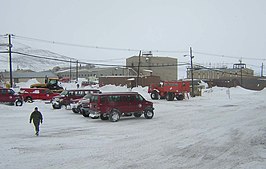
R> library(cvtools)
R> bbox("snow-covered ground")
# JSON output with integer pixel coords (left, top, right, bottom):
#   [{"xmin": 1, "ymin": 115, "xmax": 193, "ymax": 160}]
[{"xmin": 0, "ymin": 81, "xmax": 266, "ymax": 169}]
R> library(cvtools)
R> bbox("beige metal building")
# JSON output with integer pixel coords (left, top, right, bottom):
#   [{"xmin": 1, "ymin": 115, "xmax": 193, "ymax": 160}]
[
  {"xmin": 126, "ymin": 55, "xmax": 178, "ymax": 81},
  {"xmin": 55, "ymin": 67, "xmax": 137, "ymax": 80},
  {"xmin": 187, "ymin": 63, "xmax": 254, "ymax": 80}
]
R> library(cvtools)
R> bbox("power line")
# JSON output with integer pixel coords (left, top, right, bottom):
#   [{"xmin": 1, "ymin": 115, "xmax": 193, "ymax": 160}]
[
  {"xmin": 11, "ymin": 51, "xmax": 189, "ymax": 68},
  {"xmin": 14, "ymin": 35, "xmax": 187, "ymax": 53},
  {"xmin": 194, "ymin": 51, "xmax": 266, "ymax": 61},
  {"xmin": 13, "ymin": 35, "xmax": 266, "ymax": 63}
]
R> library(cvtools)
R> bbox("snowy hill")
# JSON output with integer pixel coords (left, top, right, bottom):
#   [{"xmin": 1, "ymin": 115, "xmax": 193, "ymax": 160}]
[{"xmin": 0, "ymin": 46, "xmax": 76, "ymax": 71}]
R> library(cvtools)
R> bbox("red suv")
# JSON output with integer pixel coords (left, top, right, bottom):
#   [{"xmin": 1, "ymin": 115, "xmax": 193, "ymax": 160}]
[
  {"xmin": 19, "ymin": 88, "xmax": 60, "ymax": 102},
  {"xmin": 51, "ymin": 89, "xmax": 100, "ymax": 109},
  {"xmin": 0, "ymin": 88, "xmax": 23, "ymax": 106},
  {"xmin": 87, "ymin": 92, "xmax": 154, "ymax": 122}
]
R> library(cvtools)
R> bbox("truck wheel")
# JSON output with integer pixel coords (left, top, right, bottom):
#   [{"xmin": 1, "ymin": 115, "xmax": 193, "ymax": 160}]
[
  {"xmin": 151, "ymin": 91, "xmax": 159, "ymax": 100},
  {"xmin": 72, "ymin": 108, "xmax": 79, "ymax": 113},
  {"xmin": 109, "ymin": 109, "xmax": 121, "ymax": 122},
  {"xmin": 25, "ymin": 97, "xmax": 33, "ymax": 103},
  {"xmin": 176, "ymin": 94, "xmax": 184, "ymax": 100},
  {"xmin": 91, "ymin": 116, "xmax": 99, "ymax": 119},
  {"xmin": 15, "ymin": 100, "xmax": 23, "ymax": 106},
  {"xmin": 166, "ymin": 92, "xmax": 174, "ymax": 101},
  {"xmin": 52, "ymin": 103, "xmax": 61, "ymax": 109},
  {"xmin": 133, "ymin": 112, "xmax": 142, "ymax": 118},
  {"xmin": 144, "ymin": 109, "xmax": 154, "ymax": 119},
  {"xmin": 82, "ymin": 110, "xmax": 90, "ymax": 117},
  {"xmin": 124, "ymin": 113, "xmax": 132, "ymax": 116},
  {"xmin": 100, "ymin": 114, "xmax": 108, "ymax": 120}
]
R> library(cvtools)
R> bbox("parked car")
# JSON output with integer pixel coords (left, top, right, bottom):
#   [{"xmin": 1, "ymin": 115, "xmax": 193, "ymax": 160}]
[
  {"xmin": 19, "ymin": 88, "xmax": 60, "ymax": 102},
  {"xmin": 0, "ymin": 88, "xmax": 23, "ymax": 106},
  {"xmin": 51, "ymin": 89, "xmax": 100, "ymax": 109},
  {"xmin": 86, "ymin": 92, "xmax": 154, "ymax": 122},
  {"xmin": 70, "ymin": 91, "xmax": 101, "ymax": 113}
]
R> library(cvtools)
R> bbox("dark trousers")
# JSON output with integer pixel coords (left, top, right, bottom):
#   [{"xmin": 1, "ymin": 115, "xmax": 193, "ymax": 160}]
[{"xmin": 33, "ymin": 122, "xmax": 40, "ymax": 133}]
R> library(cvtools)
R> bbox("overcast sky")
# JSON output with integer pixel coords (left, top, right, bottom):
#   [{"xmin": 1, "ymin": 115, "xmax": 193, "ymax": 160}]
[{"xmin": 1, "ymin": 0, "xmax": 266, "ymax": 77}]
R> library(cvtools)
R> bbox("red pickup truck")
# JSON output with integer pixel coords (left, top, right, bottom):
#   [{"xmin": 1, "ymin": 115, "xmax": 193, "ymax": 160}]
[
  {"xmin": 0, "ymin": 88, "xmax": 23, "ymax": 106},
  {"xmin": 19, "ymin": 88, "xmax": 60, "ymax": 102}
]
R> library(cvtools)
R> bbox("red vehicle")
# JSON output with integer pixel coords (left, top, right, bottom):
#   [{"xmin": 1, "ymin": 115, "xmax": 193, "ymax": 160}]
[
  {"xmin": 87, "ymin": 92, "xmax": 154, "ymax": 122},
  {"xmin": 148, "ymin": 81, "xmax": 190, "ymax": 101},
  {"xmin": 70, "ymin": 91, "xmax": 101, "ymax": 113},
  {"xmin": 52, "ymin": 89, "xmax": 100, "ymax": 109},
  {"xmin": 0, "ymin": 88, "xmax": 23, "ymax": 106},
  {"xmin": 19, "ymin": 88, "xmax": 60, "ymax": 102}
]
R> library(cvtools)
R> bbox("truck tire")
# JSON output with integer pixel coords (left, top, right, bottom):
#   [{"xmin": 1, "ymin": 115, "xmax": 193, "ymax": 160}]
[
  {"xmin": 52, "ymin": 103, "xmax": 61, "ymax": 109},
  {"xmin": 100, "ymin": 114, "xmax": 108, "ymax": 120},
  {"xmin": 72, "ymin": 108, "xmax": 79, "ymax": 113},
  {"xmin": 151, "ymin": 91, "xmax": 159, "ymax": 100},
  {"xmin": 176, "ymin": 94, "xmax": 184, "ymax": 100},
  {"xmin": 144, "ymin": 108, "xmax": 154, "ymax": 119},
  {"xmin": 91, "ymin": 116, "xmax": 99, "ymax": 119},
  {"xmin": 109, "ymin": 109, "xmax": 121, "ymax": 122},
  {"xmin": 166, "ymin": 92, "xmax": 174, "ymax": 101},
  {"xmin": 133, "ymin": 112, "xmax": 142, "ymax": 118},
  {"xmin": 82, "ymin": 110, "xmax": 90, "ymax": 117},
  {"xmin": 15, "ymin": 100, "xmax": 23, "ymax": 106},
  {"xmin": 25, "ymin": 97, "xmax": 33, "ymax": 103}
]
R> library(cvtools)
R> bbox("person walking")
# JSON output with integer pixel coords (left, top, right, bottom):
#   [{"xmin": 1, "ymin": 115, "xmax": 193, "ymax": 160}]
[{"xmin": 29, "ymin": 107, "xmax": 43, "ymax": 136}]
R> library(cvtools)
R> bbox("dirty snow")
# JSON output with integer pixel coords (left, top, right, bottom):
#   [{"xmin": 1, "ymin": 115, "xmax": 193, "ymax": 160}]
[{"xmin": 0, "ymin": 80, "xmax": 265, "ymax": 169}]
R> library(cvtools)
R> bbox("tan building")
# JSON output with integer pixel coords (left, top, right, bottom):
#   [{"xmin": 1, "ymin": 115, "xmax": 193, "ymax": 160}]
[
  {"xmin": 187, "ymin": 63, "xmax": 254, "ymax": 80},
  {"xmin": 126, "ymin": 55, "xmax": 178, "ymax": 81},
  {"xmin": 56, "ymin": 67, "xmax": 137, "ymax": 80}
]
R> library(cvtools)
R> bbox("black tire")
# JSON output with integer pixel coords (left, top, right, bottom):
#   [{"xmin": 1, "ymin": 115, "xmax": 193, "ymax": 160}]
[
  {"xmin": 15, "ymin": 100, "xmax": 23, "ymax": 106},
  {"xmin": 82, "ymin": 110, "xmax": 90, "ymax": 117},
  {"xmin": 52, "ymin": 103, "xmax": 61, "ymax": 109},
  {"xmin": 124, "ymin": 113, "xmax": 132, "ymax": 116},
  {"xmin": 144, "ymin": 108, "xmax": 154, "ymax": 119},
  {"xmin": 176, "ymin": 94, "xmax": 184, "ymax": 100},
  {"xmin": 100, "ymin": 114, "xmax": 108, "ymax": 120},
  {"xmin": 72, "ymin": 108, "xmax": 79, "ymax": 113},
  {"xmin": 166, "ymin": 92, "xmax": 174, "ymax": 101},
  {"xmin": 25, "ymin": 97, "xmax": 33, "ymax": 103},
  {"xmin": 109, "ymin": 109, "xmax": 121, "ymax": 122},
  {"xmin": 90, "ymin": 116, "xmax": 99, "ymax": 119},
  {"xmin": 133, "ymin": 112, "xmax": 142, "ymax": 118},
  {"xmin": 82, "ymin": 113, "xmax": 90, "ymax": 117},
  {"xmin": 150, "ymin": 91, "xmax": 159, "ymax": 100}
]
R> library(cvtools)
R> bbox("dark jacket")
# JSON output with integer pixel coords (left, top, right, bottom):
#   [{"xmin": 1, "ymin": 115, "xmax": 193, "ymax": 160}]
[{"xmin": 30, "ymin": 111, "xmax": 43, "ymax": 124}]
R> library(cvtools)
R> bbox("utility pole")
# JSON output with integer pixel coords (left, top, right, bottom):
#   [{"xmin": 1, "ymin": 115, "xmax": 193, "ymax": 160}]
[
  {"xmin": 69, "ymin": 59, "xmax": 72, "ymax": 82},
  {"xmin": 76, "ymin": 60, "xmax": 78, "ymax": 81},
  {"xmin": 261, "ymin": 63, "xmax": 264, "ymax": 77},
  {"xmin": 136, "ymin": 50, "xmax": 141, "ymax": 87},
  {"xmin": 190, "ymin": 47, "xmax": 195, "ymax": 97},
  {"xmin": 8, "ymin": 34, "xmax": 13, "ymax": 87}
]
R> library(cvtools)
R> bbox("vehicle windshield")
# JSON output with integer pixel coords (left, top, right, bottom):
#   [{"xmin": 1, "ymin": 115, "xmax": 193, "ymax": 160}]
[
  {"xmin": 8, "ymin": 89, "xmax": 15, "ymax": 95},
  {"xmin": 60, "ymin": 90, "xmax": 68, "ymax": 96},
  {"xmin": 83, "ymin": 93, "xmax": 92, "ymax": 99},
  {"xmin": 49, "ymin": 79, "xmax": 57, "ymax": 85},
  {"xmin": 90, "ymin": 95, "xmax": 98, "ymax": 103},
  {"xmin": 137, "ymin": 94, "xmax": 145, "ymax": 101}
]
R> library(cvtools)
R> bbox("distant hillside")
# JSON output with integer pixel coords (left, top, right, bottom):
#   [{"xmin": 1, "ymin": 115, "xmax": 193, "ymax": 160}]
[{"xmin": 0, "ymin": 47, "xmax": 75, "ymax": 72}]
